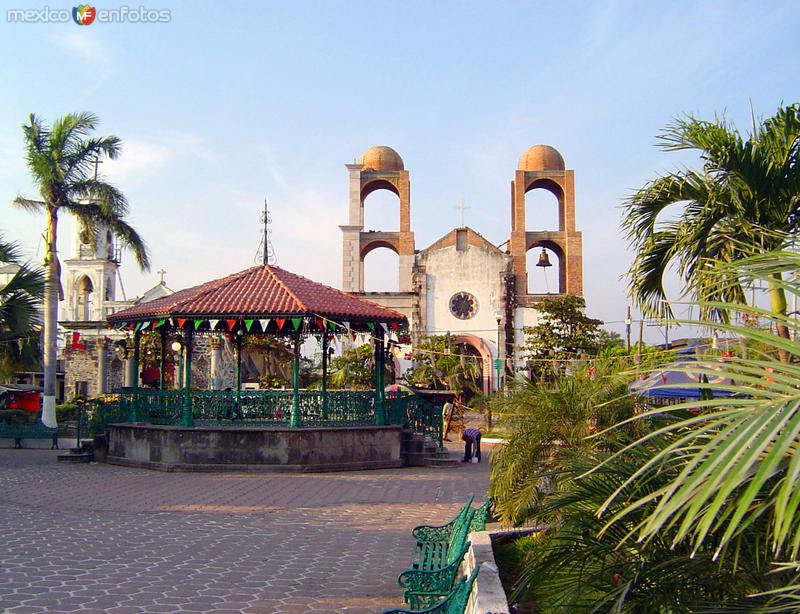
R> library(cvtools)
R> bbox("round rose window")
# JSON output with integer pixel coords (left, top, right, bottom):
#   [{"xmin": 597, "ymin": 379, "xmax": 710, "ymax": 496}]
[{"xmin": 449, "ymin": 292, "xmax": 478, "ymax": 320}]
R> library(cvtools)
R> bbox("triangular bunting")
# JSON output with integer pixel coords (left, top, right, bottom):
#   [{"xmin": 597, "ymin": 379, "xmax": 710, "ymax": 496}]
[
  {"xmin": 367, "ymin": 322, "xmax": 376, "ymax": 332},
  {"xmin": 245, "ymin": 319, "xmax": 254, "ymax": 332},
  {"xmin": 291, "ymin": 317, "xmax": 302, "ymax": 331},
  {"xmin": 194, "ymin": 319, "xmax": 203, "ymax": 330},
  {"xmin": 380, "ymin": 323, "xmax": 388, "ymax": 333},
  {"xmin": 389, "ymin": 322, "xmax": 399, "ymax": 331},
  {"xmin": 176, "ymin": 318, "xmax": 187, "ymax": 329},
  {"xmin": 316, "ymin": 317, "xmax": 324, "ymax": 330},
  {"xmin": 226, "ymin": 319, "xmax": 237, "ymax": 331},
  {"xmin": 259, "ymin": 319, "xmax": 271, "ymax": 332},
  {"xmin": 209, "ymin": 319, "xmax": 219, "ymax": 330},
  {"xmin": 141, "ymin": 321, "xmax": 150, "ymax": 330},
  {"xmin": 328, "ymin": 321, "xmax": 337, "ymax": 331},
  {"xmin": 154, "ymin": 319, "xmax": 166, "ymax": 329},
  {"xmin": 134, "ymin": 322, "xmax": 142, "ymax": 332},
  {"xmin": 276, "ymin": 318, "xmax": 286, "ymax": 331}
]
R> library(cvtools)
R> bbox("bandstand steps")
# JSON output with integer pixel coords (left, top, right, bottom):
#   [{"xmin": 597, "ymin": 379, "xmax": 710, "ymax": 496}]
[{"xmin": 57, "ymin": 440, "xmax": 94, "ymax": 464}]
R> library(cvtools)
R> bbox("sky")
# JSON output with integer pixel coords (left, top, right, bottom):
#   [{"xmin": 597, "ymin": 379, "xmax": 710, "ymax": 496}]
[{"xmin": 1, "ymin": 0, "xmax": 799, "ymax": 345}]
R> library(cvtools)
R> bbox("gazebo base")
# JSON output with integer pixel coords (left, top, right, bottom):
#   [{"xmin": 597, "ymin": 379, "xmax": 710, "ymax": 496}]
[{"xmin": 106, "ymin": 423, "xmax": 404, "ymax": 473}]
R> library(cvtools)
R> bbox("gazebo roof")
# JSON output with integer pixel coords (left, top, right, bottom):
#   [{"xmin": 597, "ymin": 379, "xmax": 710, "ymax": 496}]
[{"xmin": 107, "ymin": 265, "xmax": 406, "ymax": 324}]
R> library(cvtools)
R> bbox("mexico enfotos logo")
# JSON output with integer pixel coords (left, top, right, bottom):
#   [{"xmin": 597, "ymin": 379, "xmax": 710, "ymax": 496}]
[{"xmin": 7, "ymin": 5, "xmax": 171, "ymax": 24}]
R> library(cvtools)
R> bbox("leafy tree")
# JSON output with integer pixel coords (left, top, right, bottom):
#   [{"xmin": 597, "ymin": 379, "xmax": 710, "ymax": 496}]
[
  {"xmin": 0, "ymin": 234, "xmax": 43, "ymax": 381},
  {"xmin": 622, "ymin": 104, "xmax": 800, "ymax": 346},
  {"xmin": 14, "ymin": 113, "xmax": 150, "ymax": 426},
  {"xmin": 522, "ymin": 294, "xmax": 603, "ymax": 380},
  {"xmin": 404, "ymin": 335, "xmax": 480, "ymax": 398},
  {"xmin": 328, "ymin": 343, "xmax": 391, "ymax": 390},
  {"xmin": 488, "ymin": 359, "xmax": 635, "ymax": 526}
]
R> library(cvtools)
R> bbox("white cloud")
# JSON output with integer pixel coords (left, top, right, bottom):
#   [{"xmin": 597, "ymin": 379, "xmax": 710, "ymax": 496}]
[
  {"xmin": 104, "ymin": 131, "xmax": 221, "ymax": 190},
  {"xmin": 56, "ymin": 31, "xmax": 111, "ymax": 66}
]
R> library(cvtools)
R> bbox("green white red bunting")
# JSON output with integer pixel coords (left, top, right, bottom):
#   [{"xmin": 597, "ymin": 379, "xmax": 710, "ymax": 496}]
[{"xmin": 259, "ymin": 319, "xmax": 270, "ymax": 331}]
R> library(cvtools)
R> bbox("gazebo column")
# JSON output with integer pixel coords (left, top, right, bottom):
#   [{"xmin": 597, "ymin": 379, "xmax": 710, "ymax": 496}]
[
  {"xmin": 235, "ymin": 331, "xmax": 243, "ymax": 392},
  {"xmin": 159, "ymin": 327, "xmax": 167, "ymax": 391},
  {"xmin": 321, "ymin": 331, "xmax": 329, "ymax": 420},
  {"xmin": 181, "ymin": 329, "xmax": 194, "ymax": 427},
  {"xmin": 130, "ymin": 329, "xmax": 141, "ymax": 422},
  {"xmin": 374, "ymin": 325, "xmax": 385, "ymax": 426},
  {"xmin": 291, "ymin": 329, "xmax": 302, "ymax": 428}
]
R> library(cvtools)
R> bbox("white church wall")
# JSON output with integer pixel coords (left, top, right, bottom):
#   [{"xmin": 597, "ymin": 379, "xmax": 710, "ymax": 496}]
[
  {"xmin": 513, "ymin": 305, "xmax": 544, "ymax": 371},
  {"xmin": 422, "ymin": 244, "xmax": 506, "ymax": 361}
]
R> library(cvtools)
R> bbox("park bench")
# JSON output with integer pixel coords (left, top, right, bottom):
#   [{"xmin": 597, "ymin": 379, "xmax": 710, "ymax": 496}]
[
  {"xmin": 469, "ymin": 498, "xmax": 491, "ymax": 533},
  {"xmin": 411, "ymin": 495, "xmax": 474, "ymax": 543},
  {"xmin": 0, "ymin": 421, "xmax": 58, "ymax": 449},
  {"xmin": 383, "ymin": 566, "xmax": 479, "ymax": 614},
  {"xmin": 411, "ymin": 508, "xmax": 475, "ymax": 572},
  {"xmin": 399, "ymin": 542, "xmax": 470, "ymax": 609}
]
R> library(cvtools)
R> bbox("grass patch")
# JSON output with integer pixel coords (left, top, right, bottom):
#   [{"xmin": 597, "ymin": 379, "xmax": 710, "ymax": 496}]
[{"xmin": 491, "ymin": 532, "xmax": 544, "ymax": 613}]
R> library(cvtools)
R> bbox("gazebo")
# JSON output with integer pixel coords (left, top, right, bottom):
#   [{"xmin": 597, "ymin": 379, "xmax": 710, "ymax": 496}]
[{"xmin": 101, "ymin": 265, "xmax": 434, "ymax": 471}]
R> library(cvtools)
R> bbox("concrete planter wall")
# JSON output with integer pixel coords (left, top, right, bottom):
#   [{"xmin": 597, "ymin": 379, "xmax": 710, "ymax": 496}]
[
  {"xmin": 465, "ymin": 531, "xmax": 511, "ymax": 614},
  {"xmin": 106, "ymin": 423, "xmax": 403, "ymax": 472}
]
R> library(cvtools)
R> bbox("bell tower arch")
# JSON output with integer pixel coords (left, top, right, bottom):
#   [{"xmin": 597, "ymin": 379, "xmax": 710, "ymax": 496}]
[
  {"xmin": 509, "ymin": 145, "xmax": 583, "ymax": 299},
  {"xmin": 340, "ymin": 145, "xmax": 415, "ymax": 292}
]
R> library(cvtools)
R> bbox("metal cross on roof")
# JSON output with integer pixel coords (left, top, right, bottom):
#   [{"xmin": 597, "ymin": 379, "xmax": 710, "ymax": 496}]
[{"xmin": 455, "ymin": 199, "xmax": 471, "ymax": 228}]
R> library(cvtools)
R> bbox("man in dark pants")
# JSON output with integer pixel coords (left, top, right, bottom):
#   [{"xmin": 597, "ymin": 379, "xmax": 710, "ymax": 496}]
[{"xmin": 461, "ymin": 427, "xmax": 481, "ymax": 462}]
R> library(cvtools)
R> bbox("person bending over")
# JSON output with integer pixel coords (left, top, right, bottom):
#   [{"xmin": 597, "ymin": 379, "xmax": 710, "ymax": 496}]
[{"xmin": 461, "ymin": 427, "xmax": 481, "ymax": 463}]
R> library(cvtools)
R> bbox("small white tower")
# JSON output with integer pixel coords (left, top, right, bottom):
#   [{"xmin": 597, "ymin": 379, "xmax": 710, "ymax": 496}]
[{"xmin": 63, "ymin": 225, "xmax": 121, "ymax": 322}]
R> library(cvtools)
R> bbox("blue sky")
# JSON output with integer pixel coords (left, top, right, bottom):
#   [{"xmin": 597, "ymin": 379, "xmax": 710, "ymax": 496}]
[{"xmin": 1, "ymin": 0, "xmax": 799, "ymax": 343}]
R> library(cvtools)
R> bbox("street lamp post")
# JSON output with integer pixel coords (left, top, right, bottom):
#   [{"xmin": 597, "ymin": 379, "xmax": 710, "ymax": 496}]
[{"xmin": 493, "ymin": 308, "xmax": 503, "ymax": 431}]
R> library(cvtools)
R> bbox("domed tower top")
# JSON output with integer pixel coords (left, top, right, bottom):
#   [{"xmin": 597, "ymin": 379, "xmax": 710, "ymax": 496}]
[
  {"xmin": 518, "ymin": 145, "xmax": 565, "ymax": 172},
  {"xmin": 358, "ymin": 145, "xmax": 404, "ymax": 172}
]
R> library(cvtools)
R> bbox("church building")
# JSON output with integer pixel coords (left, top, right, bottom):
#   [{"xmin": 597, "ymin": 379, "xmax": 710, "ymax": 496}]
[{"xmin": 340, "ymin": 145, "xmax": 583, "ymax": 393}]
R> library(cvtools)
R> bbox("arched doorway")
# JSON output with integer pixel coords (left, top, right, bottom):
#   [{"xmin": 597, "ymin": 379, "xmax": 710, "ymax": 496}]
[{"xmin": 453, "ymin": 333, "xmax": 494, "ymax": 395}]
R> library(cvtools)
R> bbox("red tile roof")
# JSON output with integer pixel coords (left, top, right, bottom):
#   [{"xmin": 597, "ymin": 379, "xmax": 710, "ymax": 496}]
[{"xmin": 107, "ymin": 266, "xmax": 407, "ymax": 324}]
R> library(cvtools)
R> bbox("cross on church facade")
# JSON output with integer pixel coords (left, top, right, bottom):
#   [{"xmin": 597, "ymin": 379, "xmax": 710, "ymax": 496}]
[
  {"xmin": 157, "ymin": 269, "xmax": 167, "ymax": 285},
  {"xmin": 455, "ymin": 200, "xmax": 471, "ymax": 227}
]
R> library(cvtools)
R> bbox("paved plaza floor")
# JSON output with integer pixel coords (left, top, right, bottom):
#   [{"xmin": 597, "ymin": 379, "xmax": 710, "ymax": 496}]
[{"xmin": 0, "ymin": 442, "xmax": 489, "ymax": 614}]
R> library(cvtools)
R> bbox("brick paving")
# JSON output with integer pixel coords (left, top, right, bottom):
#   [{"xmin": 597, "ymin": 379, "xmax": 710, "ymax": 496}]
[{"xmin": 0, "ymin": 443, "xmax": 489, "ymax": 613}]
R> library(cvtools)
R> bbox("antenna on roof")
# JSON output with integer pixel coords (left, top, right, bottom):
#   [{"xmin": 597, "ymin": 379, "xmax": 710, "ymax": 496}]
[{"xmin": 255, "ymin": 198, "xmax": 277, "ymax": 266}]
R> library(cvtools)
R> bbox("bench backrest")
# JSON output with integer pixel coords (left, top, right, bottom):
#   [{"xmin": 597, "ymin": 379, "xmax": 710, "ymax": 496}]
[
  {"xmin": 469, "ymin": 498, "xmax": 491, "ymax": 532},
  {"xmin": 443, "ymin": 566, "xmax": 480, "ymax": 614},
  {"xmin": 447, "ymin": 508, "xmax": 475, "ymax": 562}
]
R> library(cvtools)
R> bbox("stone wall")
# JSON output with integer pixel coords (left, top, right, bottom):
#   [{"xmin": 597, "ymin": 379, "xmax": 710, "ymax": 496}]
[{"xmin": 106, "ymin": 423, "xmax": 403, "ymax": 472}]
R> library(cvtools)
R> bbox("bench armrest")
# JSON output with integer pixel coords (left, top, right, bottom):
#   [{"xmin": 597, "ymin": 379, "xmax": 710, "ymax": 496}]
[{"xmin": 411, "ymin": 518, "xmax": 457, "ymax": 542}]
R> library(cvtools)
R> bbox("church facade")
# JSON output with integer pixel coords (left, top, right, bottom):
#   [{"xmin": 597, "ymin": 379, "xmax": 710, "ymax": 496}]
[{"xmin": 340, "ymin": 145, "xmax": 583, "ymax": 393}]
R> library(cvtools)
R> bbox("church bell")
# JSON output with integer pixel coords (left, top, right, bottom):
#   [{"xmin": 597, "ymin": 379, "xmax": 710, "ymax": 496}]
[{"xmin": 536, "ymin": 248, "xmax": 552, "ymax": 268}]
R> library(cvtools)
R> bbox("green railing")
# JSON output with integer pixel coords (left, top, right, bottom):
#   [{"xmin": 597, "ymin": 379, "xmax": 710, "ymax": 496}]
[{"xmin": 87, "ymin": 387, "xmax": 443, "ymax": 449}]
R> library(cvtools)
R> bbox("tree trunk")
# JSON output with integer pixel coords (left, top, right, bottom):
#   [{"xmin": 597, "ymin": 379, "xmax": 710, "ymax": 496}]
[
  {"xmin": 41, "ymin": 207, "xmax": 59, "ymax": 427},
  {"xmin": 770, "ymin": 274, "xmax": 791, "ymax": 363}
]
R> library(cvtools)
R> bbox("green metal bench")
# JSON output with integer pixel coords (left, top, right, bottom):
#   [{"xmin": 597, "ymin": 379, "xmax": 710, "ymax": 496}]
[
  {"xmin": 399, "ymin": 542, "xmax": 471, "ymax": 609},
  {"xmin": 0, "ymin": 421, "xmax": 59, "ymax": 449},
  {"xmin": 411, "ymin": 496, "xmax": 474, "ymax": 543},
  {"xmin": 383, "ymin": 566, "xmax": 479, "ymax": 614},
  {"xmin": 411, "ymin": 508, "xmax": 474, "ymax": 572},
  {"xmin": 469, "ymin": 498, "xmax": 491, "ymax": 533}
]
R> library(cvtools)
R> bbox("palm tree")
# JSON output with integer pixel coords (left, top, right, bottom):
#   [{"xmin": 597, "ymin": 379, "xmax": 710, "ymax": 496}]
[
  {"xmin": 593, "ymin": 249, "xmax": 800, "ymax": 607},
  {"xmin": 14, "ymin": 113, "xmax": 150, "ymax": 426},
  {"xmin": 622, "ymin": 104, "xmax": 800, "ymax": 340},
  {"xmin": 0, "ymin": 234, "xmax": 43, "ymax": 381}
]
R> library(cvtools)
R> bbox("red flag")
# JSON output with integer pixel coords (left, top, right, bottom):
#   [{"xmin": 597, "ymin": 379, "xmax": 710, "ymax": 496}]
[
  {"xmin": 276, "ymin": 318, "xmax": 286, "ymax": 331},
  {"xmin": 226, "ymin": 319, "xmax": 237, "ymax": 331},
  {"xmin": 389, "ymin": 322, "xmax": 399, "ymax": 331},
  {"xmin": 71, "ymin": 332, "xmax": 86, "ymax": 350},
  {"xmin": 176, "ymin": 318, "xmax": 187, "ymax": 329},
  {"xmin": 316, "ymin": 317, "xmax": 324, "ymax": 330}
]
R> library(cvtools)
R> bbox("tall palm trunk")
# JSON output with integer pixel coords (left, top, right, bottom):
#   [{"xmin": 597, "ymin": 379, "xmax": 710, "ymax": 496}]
[
  {"xmin": 770, "ymin": 273, "xmax": 791, "ymax": 363},
  {"xmin": 41, "ymin": 207, "xmax": 59, "ymax": 427}
]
